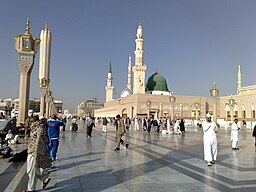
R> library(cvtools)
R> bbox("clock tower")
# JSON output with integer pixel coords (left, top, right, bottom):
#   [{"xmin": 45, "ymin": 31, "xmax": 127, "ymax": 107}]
[
  {"xmin": 14, "ymin": 18, "xmax": 40, "ymax": 125},
  {"xmin": 133, "ymin": 23, "xmax": 146, "ymax": 94}
]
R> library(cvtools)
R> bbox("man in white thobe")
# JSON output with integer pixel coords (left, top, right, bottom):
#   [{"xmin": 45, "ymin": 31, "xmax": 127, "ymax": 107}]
[
  {"xmin": 230, "ymin": 119, "xmax": 240, "ymax": 150},
  {"xmin": 202, "ymin": 113, "xmax": 218, "ymax": 166}
]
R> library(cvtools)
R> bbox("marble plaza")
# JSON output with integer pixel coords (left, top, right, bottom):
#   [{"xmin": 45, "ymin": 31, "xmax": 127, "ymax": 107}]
[{"xmin": 0, "ymin": 121, "xmax": 256, "ymax": 192}]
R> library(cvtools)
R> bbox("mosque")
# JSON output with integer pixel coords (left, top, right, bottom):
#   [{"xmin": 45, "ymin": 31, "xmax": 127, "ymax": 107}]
[
  {"xmin": 94, "ymin": 24, "xmax": 217, "ymax": 120},
  {"xmin": 94, "ymin": 23, "xmax": 256, "ymax": 125},
  {"xmin": 219, "ymin": 65, "xmax": 256, "ymax": 122}
]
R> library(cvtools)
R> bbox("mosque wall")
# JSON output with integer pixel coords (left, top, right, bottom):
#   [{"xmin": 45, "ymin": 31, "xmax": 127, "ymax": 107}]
[
  {"xmin": 94, "ymin": 93, "xmax": 218, "ymax": 120},
  {"xmin": 220, "ymin": 94, "xmax": 256, "ymax": 121}
]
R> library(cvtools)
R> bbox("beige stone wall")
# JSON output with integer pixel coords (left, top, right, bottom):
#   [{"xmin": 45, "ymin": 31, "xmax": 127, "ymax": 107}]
[
  {"xmin": 220, "ymin": 93, "xmax": 256, "ymax": 120},
  {"xmin": 94, "ymin": 94, "xmax": 217, "ymax": 119}
]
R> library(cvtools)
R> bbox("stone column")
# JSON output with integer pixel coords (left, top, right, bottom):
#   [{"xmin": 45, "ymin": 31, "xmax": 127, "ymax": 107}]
[
  {"xmin": 39, "ymin": 88, "xmax": 47, "ymax": 116},
  {"xmin": 17, "ymin": 57, "xmax": 34, "ymax": 125}
]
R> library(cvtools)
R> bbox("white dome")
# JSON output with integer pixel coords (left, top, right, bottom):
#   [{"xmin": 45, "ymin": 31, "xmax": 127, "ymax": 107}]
[{"xmin": 120, "ymin": 87, "xmax": 132, "ymax": 98}]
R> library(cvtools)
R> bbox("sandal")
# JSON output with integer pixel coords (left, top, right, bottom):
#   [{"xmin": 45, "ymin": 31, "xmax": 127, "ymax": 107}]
[{"xmin": 42, "ymin": 177, "xmax": 51, "ymax": 189}]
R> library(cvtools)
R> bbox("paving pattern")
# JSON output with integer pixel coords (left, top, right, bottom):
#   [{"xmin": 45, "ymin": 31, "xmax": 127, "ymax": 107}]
[{"xmin": 1, "ymin": 121, "xmax": 256, "ymax": 192}]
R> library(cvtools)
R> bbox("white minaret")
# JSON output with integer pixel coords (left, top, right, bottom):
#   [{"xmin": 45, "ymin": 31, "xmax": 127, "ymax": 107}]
[
  {"xmin": 237, "ymin": 64, "xmax": 241, "ymax": 93},
  {"xmin": 39, "ymin": 23, "xmax": 51, "ymax": 116},
  {"xmin": 105, "ymin": 61, "xmax": 114, "ymax": 102},
  {"xmin": 132, "ymin": 23, "xmax": 146, "ymax": 94},
  {"xmin": 127, "ymin": 56, "xmax": 132, "ymax": 91}
]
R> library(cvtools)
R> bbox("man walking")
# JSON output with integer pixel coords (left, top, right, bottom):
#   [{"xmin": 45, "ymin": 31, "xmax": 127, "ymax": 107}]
[
  {"xmin": 86, "ymin": 115, "xmax": 95, "ymax": 137},
  {"xmin": 125, "ymin": 117, "xmax": 131, "ymax": 132},
  {"xmin": 24, "ymin": 116, "xmax": 51, "ymax": 192},
  {"xmin": 46, "ymin": 115, "xmax": 64, "ymax": 162},
  {"xmin": 202, "ymin": 113, "xmax": 218, "ymax": 166},
  {"xmin": 24, "ymin": 115, "xmax": 32, "ymax": 140},
  {"xmin": 230, "ymin": 119, "xmax": 240, "ymax": 150},
  {"xmin": 114, "ymin": 114, "xmax": 129, "ymax": 151},
  {"xmin": 102, "ymin": 117, "xmax": 108, "ymax": 133}
]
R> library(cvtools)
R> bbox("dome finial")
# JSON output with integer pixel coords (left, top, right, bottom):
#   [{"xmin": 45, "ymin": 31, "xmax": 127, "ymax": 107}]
[{"xmin": 45, "ymin": 21, "xmax": 48, "ymax": 29}]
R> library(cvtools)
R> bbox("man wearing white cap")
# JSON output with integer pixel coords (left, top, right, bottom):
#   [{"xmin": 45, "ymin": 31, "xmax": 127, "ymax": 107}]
[
  {"xmin": 230, "ymin": 119, "xmax": 240, "ymax": 150},
  {"xmin": 202, "ymin": 113, "xmax": 218, "ymax": 166}
]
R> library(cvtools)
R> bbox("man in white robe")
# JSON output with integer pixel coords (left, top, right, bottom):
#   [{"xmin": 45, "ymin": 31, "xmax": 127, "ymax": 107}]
[
  {"xmin": 202, "ymin": 113, "xmax": 218, "ymax": 166},
  {"xmin": 230, "ymin": 119, "xmax": 240, "ymax": 150}
]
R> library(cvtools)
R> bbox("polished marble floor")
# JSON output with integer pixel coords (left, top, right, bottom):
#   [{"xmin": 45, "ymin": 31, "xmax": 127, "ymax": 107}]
[{"xmin": 1, "ymin": 121, "xmax": 256, "ymax": 192}]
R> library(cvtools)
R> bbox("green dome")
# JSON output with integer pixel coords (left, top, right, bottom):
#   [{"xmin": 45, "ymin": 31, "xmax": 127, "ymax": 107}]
[{"xmin": 146, "ymin": 72, "xmax": 169, "ymax": 92}]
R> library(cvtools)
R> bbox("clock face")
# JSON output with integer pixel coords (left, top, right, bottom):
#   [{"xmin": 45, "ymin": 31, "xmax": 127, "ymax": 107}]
[{"xmin": 22, "ymin": 38, "xmax": 30, "ymax": 49}]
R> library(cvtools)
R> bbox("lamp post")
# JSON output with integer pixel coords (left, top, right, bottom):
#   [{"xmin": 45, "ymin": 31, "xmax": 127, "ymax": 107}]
[
  {"xmin": 169, "ymin": 95, "xmax": 176, "ymax": 121},
  {"xmin": 225, "ymin": 96, "xmax": 236, "ymax": 121},
  {"xmin": 180, "ymin": 104, "xmax": 183, "ymax": 118},
  {"xmin": 210, "ymin": 82, "xmax": 219, "ymax": 123},
  {"xmin": 146, "ymin": 99, "xmax": 151, "ymax": 118},
  {"xmin": 194, "ymin": 101, "xmax": 200, "ymax": 120},
  {"xmin": 14, "ymin": 19, "xmax": 40, "ymax": 125}
]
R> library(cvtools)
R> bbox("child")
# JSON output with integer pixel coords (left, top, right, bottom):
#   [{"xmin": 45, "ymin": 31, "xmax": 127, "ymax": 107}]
[{"xmin": 5, "ymin": 130, "xmax": 20, "ymax": 145}]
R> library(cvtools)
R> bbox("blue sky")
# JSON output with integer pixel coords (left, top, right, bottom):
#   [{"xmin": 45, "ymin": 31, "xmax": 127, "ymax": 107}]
[{"xmin": 1, "ymin": 0, "xmax": 256, "ymax": 111}]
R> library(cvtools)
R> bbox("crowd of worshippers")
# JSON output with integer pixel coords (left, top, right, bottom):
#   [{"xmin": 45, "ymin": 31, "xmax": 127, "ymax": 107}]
[{"xmin": 0, "ymin": 114, "xmax": 65, "ymax": 162}]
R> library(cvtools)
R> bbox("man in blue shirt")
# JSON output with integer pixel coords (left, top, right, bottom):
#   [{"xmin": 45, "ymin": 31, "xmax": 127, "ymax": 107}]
[{"xmin": 46, "ymin": 115, "xmax": 64, "ymax": 162}]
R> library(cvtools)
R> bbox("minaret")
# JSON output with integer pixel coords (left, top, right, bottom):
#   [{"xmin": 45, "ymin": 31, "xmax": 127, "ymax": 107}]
[
  {"xmin": 127, "ymin": 56, "xmax": 132, "ymax": 91},
  {"xmin": 39, "ymin": 23, "xmax": 51, "ymax": 117},
  {"xmin": 132, "ymin": 23, "xmax": 147, "ymax": 94},
  {"xmin": 105, "ymin": 61, "xmax": 114, "ymax": 102},
  {"xmin": 237, "ymin": 64, "xmax": 241, "ymax": 93}
]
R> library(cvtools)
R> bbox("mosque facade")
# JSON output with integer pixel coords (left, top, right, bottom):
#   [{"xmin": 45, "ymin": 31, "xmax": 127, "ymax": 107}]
[
  {"xmin": 219, "ymin": 65, "xmax": 256, "ymax": 122},
  {"xmin": 94, "ymin": 24, "xmax": 217, "ymax": 120}
]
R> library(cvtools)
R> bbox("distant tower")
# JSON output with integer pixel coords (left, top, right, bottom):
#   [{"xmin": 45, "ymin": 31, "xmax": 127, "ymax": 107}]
[
  {"xmin": 127, "ymin": 56, "xmax": 132, "ymax": 91},
  {"xmin": 39, "ymin": 23, "xmax": 51, "ymax": 117},
  {"xmin": 13, "ymin": 19, "xmax": 40, "ymax": 125},
  {"xmin": 105, "ymin": 61, "xmax": 114, "ymax": 102},
  {"xmin": 237, "ymin": 64, "xmax": 241, "ymax": 93},
  {"xmin": 132, "ymin": 23, "xmax": 147, "ymax": 94}
]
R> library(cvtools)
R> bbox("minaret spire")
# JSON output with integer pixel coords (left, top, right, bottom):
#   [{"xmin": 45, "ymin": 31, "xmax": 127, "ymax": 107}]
[
  {"xmin": 108, "ymin": 60, "xmax": 112, "ymax": 73},
  {"xmin": 105, "ymin": 60, "xmax": 114, "ymax": 102},
  {"xmin": 127, "ymin": 56, "xmax": 132, "ymax": 91},
  {"xmin": 237, "ymin": 64, "xmax": 241, "ymax": 93}
]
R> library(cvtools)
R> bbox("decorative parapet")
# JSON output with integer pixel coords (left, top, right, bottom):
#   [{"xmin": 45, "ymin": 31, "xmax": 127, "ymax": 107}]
[{"xmin": 237, "ymin": 85, "xmax": 256, "ymax": 95}]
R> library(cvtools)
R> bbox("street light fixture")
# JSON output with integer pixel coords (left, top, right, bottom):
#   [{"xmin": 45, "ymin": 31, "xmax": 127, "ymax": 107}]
[
  {"xmin": 169, "ymin": 95, "xmax": 176, "ymax": 121},
  {"xmin": 225, "ymin": 96, "xmax": 236, "ymax": 121},
  {"xmin": 194, "ymin": 101, "xmax": 200, "ymax": 120},
  {"xmin": 146, "ymin": 99, "xmax": 151, "ymax": 118},
  {"xmin": 210, "ymin": 82, "xmax": 219, "ymax": 122}
]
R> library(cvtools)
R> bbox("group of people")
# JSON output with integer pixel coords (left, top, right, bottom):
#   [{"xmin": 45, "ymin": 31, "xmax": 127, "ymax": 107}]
[
  {"xmin": 71, "ymin": 115, "xmax": 95, "ymax": 137},
  {"xmin": 21, "ymin": 111, "xmax": 256, "ymax": 191},
  {"xmin": 134, "ymin": 116, "xmax": 186, "ymax": 135},
  {"xmin": 23, "ymin": 114, "xmax": 65, "ymax": 192},
  {"xmin": 202, "ymin": 113, "xmax": 256, "ymax": 167}
]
